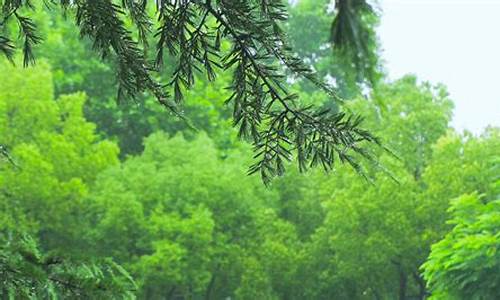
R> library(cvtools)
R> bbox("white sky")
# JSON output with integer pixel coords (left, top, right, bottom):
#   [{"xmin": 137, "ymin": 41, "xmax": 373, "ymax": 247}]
[{"xmin": 378, "ymin": 0, "xmax": 500, "ymax": 134}]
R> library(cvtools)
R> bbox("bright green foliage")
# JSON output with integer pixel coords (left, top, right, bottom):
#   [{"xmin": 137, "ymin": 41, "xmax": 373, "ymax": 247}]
[
  {"xmin": 84, "ymin": 132, "xmax": 302, "ymax": 298},
  {"xmin": 0, "ymin": 61, "xmax": 132, "ymax": 298},
  {"xmin": 422, "ymin": 193, "xmax": 500, "ymax": 299},
  {"xmin": 0, "ymin": 61, "xmax": 119, "ymax": 251},
  {"xmin": 414, "ymin": 128, "xmax": 500, "ymax": 255},
  {"xmin": 137, "ymin": 206, "xmax": 215, "ymax": 297},
  {"xmin": 304, "ymin": 175, "xmax": 420, "ymax": 299},
  {"xmin": 292, "ymin": 77, "xmax": 496, "ymax": 299},
  {"xmin": 233, "ymin": 208, "xmax": 302, "ymax": 299}
]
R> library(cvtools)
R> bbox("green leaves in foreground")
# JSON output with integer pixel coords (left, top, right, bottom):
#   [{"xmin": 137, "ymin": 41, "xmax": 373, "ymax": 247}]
[
  {"xmin": 248, "ymin": 111, "xmax": 382, "ymax": 184},
  {"xmin": 422, "ymin": 193, "xmax": 500, "ymax": 299},
  {"xmin": 0, "ymin": 231, "xmax": 137, "ymax": 299}
]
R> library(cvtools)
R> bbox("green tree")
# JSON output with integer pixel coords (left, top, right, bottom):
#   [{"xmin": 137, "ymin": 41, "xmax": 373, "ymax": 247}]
[
  {"xmin": 0, "ymin": 61, "xmax": 136, "ymax": 298},
  {"xmin": 422, "ymin": 192, "xmax": 500, "ymax": 299},
  {"xmin": 295, "ymin": 76, "xmax": 464, "ymax": 299},
  {"xmin": 85, "ymin": 132, "xmax": 305, "ymax": 298},
  {"xmin": 419, "ymin": 128, "xmax": 500, "ymax": 240},
  {"xmin": 0, "ymin": 61, "xmax": 119, "ymax": 251},
  {"xmin": 137, "ymin": 206, "xmax": 215, "ymax": 298}
]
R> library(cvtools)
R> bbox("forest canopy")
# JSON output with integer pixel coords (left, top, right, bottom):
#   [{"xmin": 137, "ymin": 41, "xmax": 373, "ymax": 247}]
[{"xmin": 0, "ymin": 1, "xmax": 499, "ymax": 299}]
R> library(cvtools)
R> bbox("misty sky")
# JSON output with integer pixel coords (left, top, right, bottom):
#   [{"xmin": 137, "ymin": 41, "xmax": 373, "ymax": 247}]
[{"xmin": 378, "ymin": 0, "xmax": 499, "ymax": 134}]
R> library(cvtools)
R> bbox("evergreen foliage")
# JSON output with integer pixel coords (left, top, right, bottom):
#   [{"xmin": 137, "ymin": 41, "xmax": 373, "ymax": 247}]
[
  {"xmin": 0, "ymin": 0, "xmax": 382, "ymax": 183},
  {"xmin": 330, "ymin": 0, "xmax": 380, "ymax": 86},
  {"xmin": 288, "ymin": 0, "xmax": 381, "ymax": 98},
  {"xmin": 0, "ymin": 231, "xmax": 136, "ymax": 299}
]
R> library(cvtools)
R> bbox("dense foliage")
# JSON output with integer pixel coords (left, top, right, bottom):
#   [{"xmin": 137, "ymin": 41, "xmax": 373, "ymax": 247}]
[
  {"xmin": 0, "ymin": 1, "xmax": 498, "ymax": 299},
  {"xmin": 423, "ymin": 192, "xmax": 500, "ymax": 299}
]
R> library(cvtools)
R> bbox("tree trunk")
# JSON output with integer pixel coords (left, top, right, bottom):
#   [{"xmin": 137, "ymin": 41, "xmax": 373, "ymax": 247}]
[
  {"xmin": 204, "ymin": 274, "xmax": 216, "ymax": 300},
  {"xmin": 399, "ymin": 269, "xmax": 407, "ymax": 300},
  {"xmin": 166, "ymin": 286, "xmax": 176, "ymax": 300},
  {"xmin": 413, "ymin": 271, "xmax": 427, "ymax": 300}
]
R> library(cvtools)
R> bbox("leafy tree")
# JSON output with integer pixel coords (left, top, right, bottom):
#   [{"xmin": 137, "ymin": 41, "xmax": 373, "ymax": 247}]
[
  {"xmin": 0, "ymin": 61, "xmax": 119, "ymax": 251},
  {"xmin": 361, "ymin": 76, "xmax": 453, "ymax": 178},
  {"xmin": 422, "ymin": 192, "xmax": 500, "ymax": 299},
  {"xmin": 294, "ymin": 76, "xmax": 483, "ymax": 300},
  {"xmin": 84, "ymin": 132, "xmax": 306, "ymax": 298},
  {"xmin": 419, "ymin": 128, "xmax": 500, "ymax": 238},
  {"xmin": 0, "ymin": 61, "xmax": 138, "ymax": 297},
  {"xmin": 137, "ymin": 206, "xmax": 215, "ymax": 298}
]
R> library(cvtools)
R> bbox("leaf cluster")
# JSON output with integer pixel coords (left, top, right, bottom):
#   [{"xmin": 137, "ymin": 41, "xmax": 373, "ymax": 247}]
[{"xmin": 422, "ymin": 193, "xmax": 500, "ymax": 299}]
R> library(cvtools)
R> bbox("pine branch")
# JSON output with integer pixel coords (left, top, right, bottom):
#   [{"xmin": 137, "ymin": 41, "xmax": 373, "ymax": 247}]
[
  {"xmin": 331, "ymin": 0, "xmax": 380, "ymax": 85},
  {"xmin": 0, "ymin": 145, "xmax": 18, "ymax": 168},
  {"xmin": 0, "ymin": 0, "xmax": 386, "ymax": 183},
  {"xmin": 0, "ymin": 232, "xmax": 137, "ymax": 298}
]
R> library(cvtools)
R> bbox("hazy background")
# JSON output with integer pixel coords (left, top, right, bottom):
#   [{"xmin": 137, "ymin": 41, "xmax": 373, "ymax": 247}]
[{"xmin": 378, "ymin": 0, "xmax": 500, "ymax": 134}]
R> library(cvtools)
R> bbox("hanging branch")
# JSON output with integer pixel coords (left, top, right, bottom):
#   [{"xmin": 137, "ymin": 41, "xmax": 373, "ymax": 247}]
[{"xmin": 0, "ymin": 0, "xmax": 386, "ymax": 183}]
